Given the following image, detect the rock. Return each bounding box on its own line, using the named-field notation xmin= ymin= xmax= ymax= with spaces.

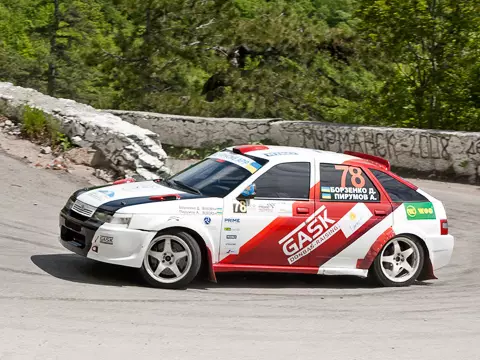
xmin=46 ymin=156 xmax=68 ymax=171
xmin=90 ymin=150 xmax=111 ymax=168
xmin=94 ymin=168 xmax=116 ymax=182
xmin=0 ymin=123 xmax=5 ymax=128
xmin=71 ymin=136 xmax=84 ymax=146
xmin=64 ymin=147 xmax=94 ymax=166
xmin=5 ymin=120 xmax=13 ymax=126
xmin=40 ymin=146 xmax=52 ymax=155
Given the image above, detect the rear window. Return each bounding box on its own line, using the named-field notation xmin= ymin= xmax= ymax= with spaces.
xmin=370 ymin=169 xmax=428 ymax=202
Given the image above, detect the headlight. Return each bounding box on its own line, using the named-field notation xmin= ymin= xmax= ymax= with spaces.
xmin=92 ymin=210 xmax=132 ymax=226
xmin=65 ymin=197 xmax=75 ymax=210
xmin=92 ymin=209 xmax=113 ymax=223
xmin=109 ymin=214 xmax=132 ymax=225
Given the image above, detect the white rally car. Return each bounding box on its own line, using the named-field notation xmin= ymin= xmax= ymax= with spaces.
xmin=59 ymin=145 xmax=454 ymax=289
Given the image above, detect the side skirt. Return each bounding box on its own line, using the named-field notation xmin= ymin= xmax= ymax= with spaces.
xmin=318 ymin=267 xmax=368 ymax=278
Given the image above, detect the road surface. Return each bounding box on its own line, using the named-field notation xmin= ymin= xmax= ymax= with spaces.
xmin=0 ymin=149 xmax=479 ymax=360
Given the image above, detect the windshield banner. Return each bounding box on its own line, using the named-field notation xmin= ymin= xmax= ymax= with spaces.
xmin=209 ymin=151 xmax=262 ymax=173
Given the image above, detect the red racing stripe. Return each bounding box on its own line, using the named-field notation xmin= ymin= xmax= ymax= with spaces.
xmin=356 ymin=226 xmax=396 ymax=270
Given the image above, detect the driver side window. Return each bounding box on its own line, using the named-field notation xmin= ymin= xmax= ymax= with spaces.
xmin=253 ymin=162 xmax=311 ymax=199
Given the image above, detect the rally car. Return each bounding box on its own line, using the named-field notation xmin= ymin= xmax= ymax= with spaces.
xmin=58 ymin=145 xmax=454 ymax=289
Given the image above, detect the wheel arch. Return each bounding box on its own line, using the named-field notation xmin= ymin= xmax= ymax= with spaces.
xmin=155 ymin=226 xmax=217 ymax=283
xmin=399 ymin=232 xmax=437 ymax=281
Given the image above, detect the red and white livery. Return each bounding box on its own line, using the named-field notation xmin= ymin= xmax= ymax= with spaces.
xmin=58 ymin=145 xmax=454 ymax=288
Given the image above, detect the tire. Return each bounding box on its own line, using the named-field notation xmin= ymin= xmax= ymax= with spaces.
xmin=139 ymin=230 xmax=202 ymax=289
xmin=370 ymin=235 xmax=424 ymax=287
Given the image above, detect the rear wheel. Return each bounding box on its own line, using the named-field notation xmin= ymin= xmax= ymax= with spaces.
xmin=371 ymin=235 xmax=424 ymax=287
xmin=139 ymin=231 xmax=202 ymax=289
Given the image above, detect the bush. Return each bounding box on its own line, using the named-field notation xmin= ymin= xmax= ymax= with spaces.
xmin=20 ymin=106 xmax=73 ymax=151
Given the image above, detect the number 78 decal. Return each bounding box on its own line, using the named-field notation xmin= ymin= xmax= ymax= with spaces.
xmin=233 ymin=200 xmax=247 ymax=213
xmin=335 ymin=165 xmax=366 ymax=188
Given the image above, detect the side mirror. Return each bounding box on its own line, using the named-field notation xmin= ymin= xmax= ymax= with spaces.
xmin=238 ymin=184 xmax=256 ymax=200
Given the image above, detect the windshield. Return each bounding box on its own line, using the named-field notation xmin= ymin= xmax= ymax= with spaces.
xmin=168 ymin=151 xmax=266 ymax=197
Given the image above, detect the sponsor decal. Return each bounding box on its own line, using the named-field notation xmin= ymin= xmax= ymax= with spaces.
xmin=179 ymin=205 xmax=200 ymax=215
xmin=233 ymin=200 xmax=247 ymax=213
xmin=98 ymin=190 xmax=115 ymax=198
xmin=278 ymin=204 xmax=373 ymax=264
xmin=264 ymin=151 xmax=299 ymax=157
xmin=122 ymin=182 xmax=160 ymax=191
xmin=202 ymin=206 xmax=223 ymax=215
xmin=257 ymin=203 xmax=276 ymax=213
xmin=209 ymin=151 xmax=262 ymax=174
xmin=204 ymin=217 xmax=212 ymax=225
xmin=224 ymin=227 xmax=241 ymax=232
xmin=168 ymin=216 xmax=181 ymax=222
xmin=224 ymin=238 xmax=240 ymax=254
xmin=99 ymin=235 xmax=113 ymax=245
xmin=321 ymin=186 xmax=331 ymax=193
xmin=405 ymin=202 xmax=436 ymax=220
xmin=279 ymin=206 xmax=340 ymax=264
xmin=225 ymin=218 xmax=240 ymax=223
xmin=226 ymin=235 xmax=237 ymax=240
xmin=87 ymin=191 xmax=108 ymax=201
xmin=322 ymin=186 xmax=378 ymax=202
xmin=337 ymin=203 xmax=373 ymax=238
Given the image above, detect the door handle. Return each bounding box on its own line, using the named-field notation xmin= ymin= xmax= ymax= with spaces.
xmin=296 ymin=207 xmax=310 ymax=214
xmin=375 ymin=209 xmax=387 ymax=216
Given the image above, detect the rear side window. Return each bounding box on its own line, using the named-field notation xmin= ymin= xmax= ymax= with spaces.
xmin=254 ymin=162 xmax=311 ymax=199
xmin=319 ymin=163 xmax=380 ymax=202
xmin=370 ymin=169 xmax=428 ymax=202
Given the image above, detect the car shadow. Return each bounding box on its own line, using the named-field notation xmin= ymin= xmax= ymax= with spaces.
xmin=30 ymin=253 xmax=142 ymax=287
xmin=193 ymin=272 xmax=374 ymax=290
xmin=31 ymin=253 xmax=431 ymax=290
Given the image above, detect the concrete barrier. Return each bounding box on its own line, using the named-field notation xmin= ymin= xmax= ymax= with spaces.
xmin=108 ymin=110 xmax=480 ymax=184
xmin=0 ymin=83 xmax=171 ymax=180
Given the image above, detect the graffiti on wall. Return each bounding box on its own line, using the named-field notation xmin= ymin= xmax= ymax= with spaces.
xmin=301 ymin=128 xmax=457 ymax=161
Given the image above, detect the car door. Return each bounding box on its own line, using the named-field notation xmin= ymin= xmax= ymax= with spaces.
xmin=219 ymin=160 xmax=316 ymax=267
xmin=308 ymin=162 xmax=394 ymax=269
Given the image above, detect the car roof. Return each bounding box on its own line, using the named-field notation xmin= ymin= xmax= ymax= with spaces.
xmin=226 ymin=144 xmax=390 ymax=171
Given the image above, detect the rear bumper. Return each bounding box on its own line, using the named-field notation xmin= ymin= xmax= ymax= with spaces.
xmin=426 ymin=234 xmax=454 ymax=271
xmin=59 ymin=210 xmax=156 ymax=268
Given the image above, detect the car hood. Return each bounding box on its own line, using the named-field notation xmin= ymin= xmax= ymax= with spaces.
xmin=76 ymin=181 xmax=187 ymax=208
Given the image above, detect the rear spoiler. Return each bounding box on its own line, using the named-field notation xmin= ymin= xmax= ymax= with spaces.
xmin=344 ymin=151 xmax=391 ymax=171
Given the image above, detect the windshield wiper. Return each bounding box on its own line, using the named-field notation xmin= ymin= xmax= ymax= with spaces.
xmin=172 ymin=180 xmax=202 ymax=195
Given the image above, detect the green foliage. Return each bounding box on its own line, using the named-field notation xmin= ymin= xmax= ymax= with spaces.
xmin=356 ymin=0 xmax=480 ymax=131
xmin=0 ymin=0 xmax=479 ymax=131
xmin=20 ymin=105 xmax=73 ymax=150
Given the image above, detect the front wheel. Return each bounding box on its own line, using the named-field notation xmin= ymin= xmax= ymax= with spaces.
xmin=139 ymin=231 xmax=202 ymax=289
xmin=370 ymin=235 xmax=424 ymax=287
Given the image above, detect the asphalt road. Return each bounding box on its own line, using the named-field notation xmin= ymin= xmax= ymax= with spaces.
xmin=0 ymin=149 xmax=479 ymax=360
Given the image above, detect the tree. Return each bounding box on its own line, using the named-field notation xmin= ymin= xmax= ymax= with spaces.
xmin=357 ymin=0 xmax=480 ymax=130
xmin=103 ymin=0 xmax=378 ymax=123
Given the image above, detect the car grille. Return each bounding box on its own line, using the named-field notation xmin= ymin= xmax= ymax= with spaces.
xmin=71 ymin=200 xmax=96 ymax=218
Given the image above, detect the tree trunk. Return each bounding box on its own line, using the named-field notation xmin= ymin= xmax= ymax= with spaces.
xmin=47 ymin=0 xmax=60 ymax=96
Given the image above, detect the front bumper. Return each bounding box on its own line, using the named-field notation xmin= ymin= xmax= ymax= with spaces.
xmin=59 ymin=209 xmax=156 ymax=268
